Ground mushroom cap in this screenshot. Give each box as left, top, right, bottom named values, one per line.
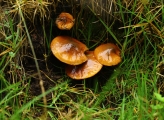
left=94, top=43, right=121, bottom=66
left=50, top=36, right=88, bottom=65
left=66, top=51, right=103, bottom=80
left=55, top=12, right=75, bottom=30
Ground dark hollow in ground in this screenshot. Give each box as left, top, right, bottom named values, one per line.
left=22, top=1, right=121, bottom=100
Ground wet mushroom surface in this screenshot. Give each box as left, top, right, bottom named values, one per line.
left=55, top=12, right=75, bottom=30
left=66, top=51, right=103, bottom=80
left=50, top=36, right=89, bottom=65
left=94, top=43, right=121, bottom=66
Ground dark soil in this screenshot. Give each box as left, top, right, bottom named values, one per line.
left=20, top=1, right=120, bottom=102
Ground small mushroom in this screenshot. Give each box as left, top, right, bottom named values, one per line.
left=66, top=51, right=103, bottom=80
left=94, top=43, right=121, bottom=66
left=55, top=12, right=75, bottom=30
left=50, top=36, right=88, bottom=65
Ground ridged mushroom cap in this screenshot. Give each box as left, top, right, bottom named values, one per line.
left=55, top=12, right=75, bottom=30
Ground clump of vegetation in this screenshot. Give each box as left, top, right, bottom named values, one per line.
left=0, top=0, right=164, bottom=119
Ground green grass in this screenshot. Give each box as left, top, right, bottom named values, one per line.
left=0, top=0, right=164, bottom=119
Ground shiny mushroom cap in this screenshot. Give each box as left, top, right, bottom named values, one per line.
left=94, top=43, right=121, bottom=66
left=55, top=12, right=75, bottom=30
left=66, top=51, right=103, bottom=80
left=50, top=36, right=88, bottom=65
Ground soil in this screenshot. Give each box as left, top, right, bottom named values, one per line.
left=20, top=3, right=112, bottom=97
left=23, top=22, right=116, bottom=96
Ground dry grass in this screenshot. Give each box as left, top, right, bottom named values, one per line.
left=4, top=0, right=55, bottom=23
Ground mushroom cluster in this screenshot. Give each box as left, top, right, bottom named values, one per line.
left=51, top=12, right=121, bottom=80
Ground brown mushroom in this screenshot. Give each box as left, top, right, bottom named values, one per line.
left=55, top=12, right=75, bottom=30
left=94, top=43, right=121, bottom=66
left=50, top=36, right=88, bottom=65
left=66, top=51, right=103, bottom=80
